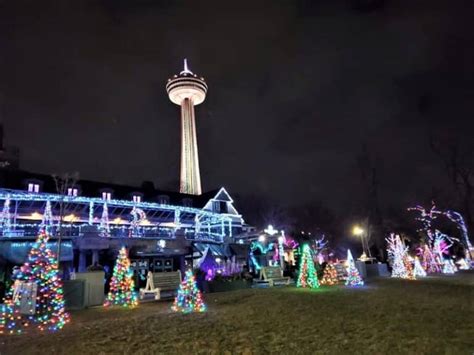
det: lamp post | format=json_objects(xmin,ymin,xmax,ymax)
[{"xmin": 353, "ymin": 225, "xmax": 370, "ymax": 261}]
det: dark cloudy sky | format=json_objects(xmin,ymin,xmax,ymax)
[{"xmin": 0, "ymin": 0, "xmax": 473, "ymax": 212}]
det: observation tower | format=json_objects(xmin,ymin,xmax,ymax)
[{"xmin": 166, "ymin": 59, "xmax": 208, "ymax": 195}]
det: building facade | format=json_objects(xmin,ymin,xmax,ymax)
[{"xmin": 0, "ymin": 169, "xmax": 247, "ymax": 288}]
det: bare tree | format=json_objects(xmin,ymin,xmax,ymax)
[
  {"xmin": 356, "ymin": 143, "xmax": 383, "ymax": 255},
  {"xmin": 429, "ymin": 133, "xmax": 474, "ymax": 234},
  {"xmin": 52, "ymin": 172, "xmax": 79, "ymax": 263}
]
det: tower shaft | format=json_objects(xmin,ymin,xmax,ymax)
[{"xmin": 180, "ymin": 98, "xmax": 202, "ymax": 195}]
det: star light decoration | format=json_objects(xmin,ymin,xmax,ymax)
[{"xmin": 0, "ymin": 232, "xmax": 70, "ymax": 334}]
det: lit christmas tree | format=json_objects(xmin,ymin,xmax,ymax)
[
  {"xmin": 0, "ymin": 232, "xmax": 69, "ymax": 334},
  {"xmin": 172, "ymin": 270, "xmax": 206, "ymax": 313},
  {"xmin": 99, "ymin": 202, "xmax": 110, "ymax": 237},
  {"xmin": 40, "ymin": 200, "xmax": 54, "ymax": 234},
  {"xmin": 0, "ymin": 196, "xmax": 12, "ymax": 236},
  {"xmin": 386, "ymin": 234, "xmax": 412, "ymax": 279},
  {"xmin": 413, "ymin": 257, "xmax": 427, "ymax": 277},
  {"xmin": 442, "ymin": 259, "xmax": 457, "ymax": 274},
  {"xmin": 320, "ymin": 262, "xmax": 338, "ymax": 285},
  {"xmin": 345, "ymin": 250, "xmax": 364, "ymax": 286},
  {"xmin": 296, "ymin": 244, "xmax": 319, "ymax": 289},
  {"xmin": 104, "ymin": 247, "xmax": 138, "ymax": 308}
]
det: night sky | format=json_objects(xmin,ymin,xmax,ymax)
[{"xmin": 1, "ymin": 1, "xmax": 473, "ymax": 217}]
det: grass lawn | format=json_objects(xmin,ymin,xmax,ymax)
[{"xmin": 1, "ymin": 272, "xmax": 473, "ymax": 354}]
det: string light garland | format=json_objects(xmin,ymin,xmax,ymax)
[
  {"xmin": 296, "ymin": 244, "xmax": 319, "ymax": 289},
  {"xmin": 320, "ymin": 262, "xmax": 338, "ymax": 285},
  {"xmin": 345, "ymin": 250, "xmax": 364, "ymax": 286},
  {"xmin": 0, "ymin": 232, "xmax": 69, "ymax": 334},
  {"xmin": 103, "ymin": 247, "xmax": 138, "ymax": 308},
  {"xmin": 172, "ymin": 270, "xmax": 206, "ymax": 313}
]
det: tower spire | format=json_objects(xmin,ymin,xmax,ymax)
[{"xmin": 180, "ymin": 58, "xmax": 193, "ymax": 75}]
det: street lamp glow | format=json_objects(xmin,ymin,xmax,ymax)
[
  {"xmin": 264, "ymin": 225, "xmax": 278, "ymax": 236},
  {"xmin": 353, "ymin": 225, "xmax": 364, "ymax": 236},
  {"xmin": 258, "ymin": 235, "xmax": 266, "ymax": 242}
]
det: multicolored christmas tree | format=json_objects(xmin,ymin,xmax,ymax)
[
  {"xmin": 296, "ymin": 244, "xmax": 319, "ymax": 289},
  {"xmin": 345, "ymin": 250, "xmax": 364, "ymax": 286},
  {"xmin": 0, "ymin": 232, "xmax": 69, "ymax": 334},
  {"xmin": 172, "ymin": 270, "xmax": 206, "ymax": 313},
  {"xmin": 320, "ymin": 262, "xmax": 338, "ymax": 285},
  {"xmin": 413, "ymin": 257, "xmax": 427, "ymax": 277},
  {"xmin": 104, "ymin": 247, "xmax": 138, "ymax": 308}
]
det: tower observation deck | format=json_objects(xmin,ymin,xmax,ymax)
[{"xmin": 166, "ymin": 59, "xmax": 208, "ymax": 195}]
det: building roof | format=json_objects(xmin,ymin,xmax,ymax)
[{"xmin": 0, "ymin": 168, "xmax": 222, "ymax": 209}]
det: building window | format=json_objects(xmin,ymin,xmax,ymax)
[
  {"xmin": 182, "ymin": 198, "xmax": 193, "ymax": 207},
  {"xmin": 132, "ymin": 195, "xmax": 141, "ymax": 203},
  {"xmin": 28, "ymin": 183, "xmax": 40, "ymax": 193},
  {"xmin": 67, "ymin": 188, "xmax": 78, "ymax": 197},
  {"xmin": 212, "ymin": 201, "xmax": 220, "ymax": 212},
  {"xmin": 102, "ymin": 192, "xmax": 112, "ymax": 201},
  {"xmin": 158, "ymin": 195, "xmax": 169, "ymax": 205}
]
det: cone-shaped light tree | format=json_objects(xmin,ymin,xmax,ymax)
[
  {"xmin": 296, "ymin": 244, "xmax": 319, "ymax": 289},
  {"xmin": 104, "ymin": 247, "xmax": 138, "ymax": 308},
  {"xmin": 320, "ymin": 262, "xmax": 338, "ymax": 286},
  {"xmin": 413, "ymin": 257, "xmax": 427, "ymax": 277},
  {"xmin": 172, "ymin": 270, "xmax": 206, "ymax": 313},
  {"xmin": 345, "ymin": 250, "xmax": 364, "ymax": 286},
  {"xmin": 442, "ymin": 259, "xmax": 457, "ymax": 274},
  {"xmin": 0, "ymin": 232, "xmax": 69, "ymax": 334}
]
